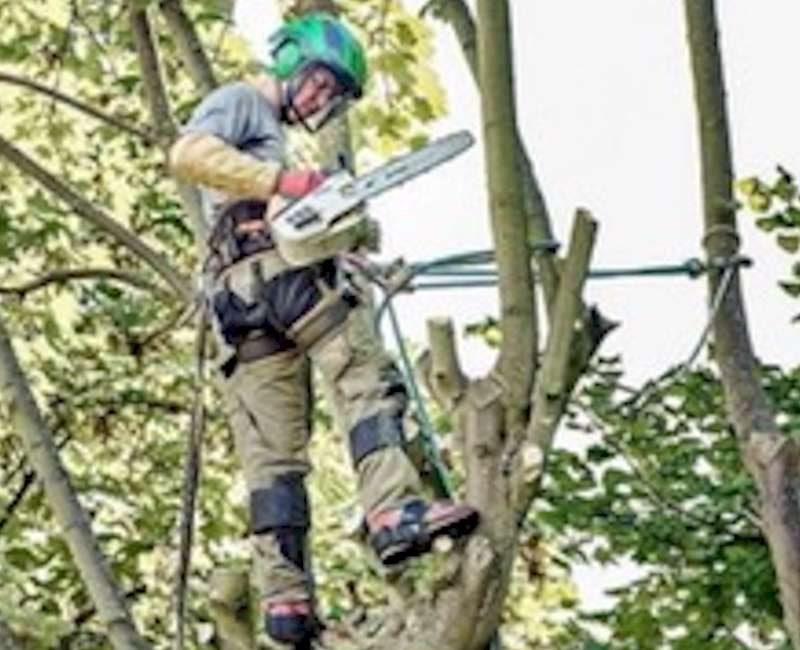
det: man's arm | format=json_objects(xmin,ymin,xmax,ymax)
[
  {"xmin": 169, "ymin": 132, "xmax": 281, "ymax": 201},
  {"xmin": 169, "ymin": 83, "xmax": 325, "ymax": 203}
]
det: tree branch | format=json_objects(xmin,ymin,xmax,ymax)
[
  {"xmin": 0, "ymin": 469, "xmax": 36, "ymax": 534},
  {"xmin": 477, "ymin": 0, "xmax": 536, "ymax": 439},
  {"xmin": 684, "ymin": 2, "xmax": 800, "ymax": 645},
  {"xmin": 157, "ymin": 0, "xmax": 217, "ymax": 95},
  {"xmin": 0, "ymin": 317, "xmax": 151, "ymax": 650},
  {"xmin": 0, "ymin": 72, "xmax": 156, "ymax": 144},
  {"xmin": 128, "ymin": 3, "xmax": 207, "ymax": 241},
  {"xmin": 421, "ymin": 316, "xmax": 467, "ymax": 412},
  {"xmin": 174, "ymin": 308, "xmax": 208, "ymax": 650},
  {"xmin": 0, "ymin": 268, "xmax": 168, "ymax": 299},
  {"xmin": 127, "ymin": 6, "xmax": 176, "ymax": 143},
  {"xmin": 0, "ymin": 135, "xmax": 191, "ymax": 301},
  {"xmin": 428, "ymin": 0, "xmax": 558, "ymax": 306}
]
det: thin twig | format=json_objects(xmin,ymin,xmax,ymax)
[
  {"xmin": 174, "ymin": 306, "xmax": 208, "ymax": 650},
  {"xmin": 0, "ymin": 470, "xmax": 36, "ymax": 534}
]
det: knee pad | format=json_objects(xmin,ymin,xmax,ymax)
[
  {"xmin": 349, "ymin": 410, "xmax": 406, "ymax": 466},
  {"xmin": 250, "ymin": 473, "xmax": 310, "ymax": 570}
]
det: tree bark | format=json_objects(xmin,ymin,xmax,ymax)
[
  {"xmin": 158, "ymin": 0, "xmax": 218, "ymax": 95},
  {"xmin": 477, "ymin": 0, "xmax": 536, "ymax": 443},
  {"xmin": 0, "ymin": 319, "xmax": 152, "ymax": 650},
  {"xmin": 129, "ymin": 2, "xmax": 207, "ymax": 243},
  {"xmin": 684, "ymin": 2, "xmax": 800, "ymax": 647}
]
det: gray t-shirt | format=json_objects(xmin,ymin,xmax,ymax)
[{"xmin": 182, "ymin": 81, "xmax": 286, "ymax": 224}]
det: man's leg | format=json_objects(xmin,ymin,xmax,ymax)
[
  {"xmin": 220, "ymin": 349, "xmax": 317, "ymax": 645},
  {"xmin": 310, "ymin": 302, "xmax": 479, "ymax": 565}
]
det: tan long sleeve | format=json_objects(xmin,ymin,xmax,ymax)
[{"xmin": 168, "ymin": 133, "xmax": 282, "ymax": 200}]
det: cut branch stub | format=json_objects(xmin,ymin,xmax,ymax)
[{"xmin": 424, "ymin": 316, "xmax": 467, "ymax": 411}]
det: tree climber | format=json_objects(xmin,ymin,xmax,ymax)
[{"xmin": 169, "ymin": 12, "xmax": 479, "ymax": 648}]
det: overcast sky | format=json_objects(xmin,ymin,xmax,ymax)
[{"xmin": 235, "ymin": 0, "xmax": 800, "ymax": 606}]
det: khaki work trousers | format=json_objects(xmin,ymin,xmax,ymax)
[{"xmin": 213, "ymin": 251, "xmax": 423, "ymax": 605}]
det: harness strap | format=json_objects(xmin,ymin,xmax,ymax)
[
  {"xmin": 220, "ymin": 334, "xmax": 295, "ymax": 378},
  {"xmin": 288, "ymin": 284, "xmax": 360, "ymax": 350}
]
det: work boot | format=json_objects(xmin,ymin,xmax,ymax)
[
  {"xmin": 264, "ymin": 598, "xmax": 317, "ymax": 647},
  {"xmin": 366, "ymin": 499, "xmax": 480, "ymax": 566}
]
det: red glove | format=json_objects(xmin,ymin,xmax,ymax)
[{"xmin": 276, "ymin": 169, "xmax": 326, "ymax": 199}]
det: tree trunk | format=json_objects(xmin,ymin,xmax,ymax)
[
  {"xmin": 477, "ymin": 0, "xmax": 537, "ymax": 447},
  {"xmin": 683, "ymin": 2, "xmax": 800, "ymax": 646},
  {"xmin": 0, "ymin": 319, "xmax": 152, "ymax": 650}
]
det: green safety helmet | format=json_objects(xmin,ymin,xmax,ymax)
[{"xmin": 267, "ymin": 13, "xmax": 367, "ymax": 131}]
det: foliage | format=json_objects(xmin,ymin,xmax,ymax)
[
  {"xmin": 736, "ymin": 167, "xmax": 800, "ymax": 314},
  {"xmin": 535, "ymin": 356, "xmax": 795, "ymax": 650}
]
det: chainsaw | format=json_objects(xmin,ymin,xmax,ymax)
[{"xmin": 271, "ymin": 130, "xmax": 475, "ymax": 266}]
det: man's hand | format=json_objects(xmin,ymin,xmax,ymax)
[{"xmin": 276, "ymin": 169, "xmax": 326, "ymax": 199}]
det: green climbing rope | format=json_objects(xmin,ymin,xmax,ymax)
[{"xmin": 354, "ymin": 249, "xmax": 749, "ymax": 501}]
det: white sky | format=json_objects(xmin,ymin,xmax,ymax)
[{"xmin": 235, "ymin": 0, "xmax": 800, "ymax": 608}]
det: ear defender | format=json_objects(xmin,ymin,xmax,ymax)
[{"xmin": 270, "ymin": 38, "xmax": 304, "ymax": 80}]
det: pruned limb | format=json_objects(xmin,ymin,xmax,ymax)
[
  {"xmin": 209, "ymin": 569, "xmax": 254, "ymax": 650},
  {"xmin": 158, "ymin": 0, "xmax": 217, "ymax": 95},
  {"xmin": 0, "ymin": 136, "xmax": 191, "ymax": 301},
  {"xmin": 0, "ymin": 72, "xmax": 156, "ymax": 144},
  {"xmin": 0, "ymin": 317, "xmax": 151, "ymax": 650},
  {"xmin": 0, "ymin": 268, "xmax": 169, "ymax": 299},
  {"xmin": 423, "ymin": 316, "xmax": 467, "ymax": 411},
  {"xmin": 512, "ymin": 209, "xmax": 597, "ymax": 517}
]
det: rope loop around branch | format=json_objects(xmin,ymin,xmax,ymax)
[{"xmin": 702, "ymin": 223, "xmax": 741, "ymax": 256}]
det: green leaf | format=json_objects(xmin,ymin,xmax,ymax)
[
  {"xmin": 755, "ymin": 215, "xmax": 782, "ymax": 232},
  {"xmin": 779, "ymin": 281, "xmax": 800, "ymax": 297},
  {"xmin": 777, "ymin": 235, "xmax": 800, "ymax": 253}
]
